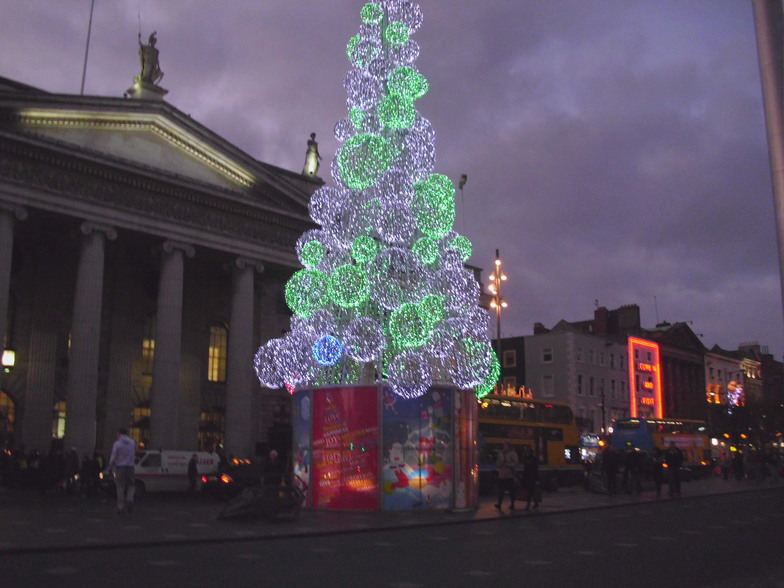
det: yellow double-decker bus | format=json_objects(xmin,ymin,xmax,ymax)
[{"xmin": 477, "ymin": 394, "xmax": 582, "ymax": 492}]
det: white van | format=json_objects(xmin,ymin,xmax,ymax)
[{"xmin": 131, "ymin": 450, "xmax": 220, "ymax": 496}]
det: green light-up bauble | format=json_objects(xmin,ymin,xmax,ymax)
[
  {"xmin": 361, "ymin": 3, "xmax": 383, "ymax": 24},
  {"xmin": 329, "ymin": 264, "xmax": 370, "ymax": 308},
  {"xmin": 300, "ymin": 240, "xmax": 325, "ymax": 268},
  {"xmin": 389, "ymin": 303, "xmax": 428, "ymax": 348},
  {"xmin": 352, "ymin": 235, "xmax": 379, "ymax": 263},
  {"xmin": 285, "ymin": 269, "xmax": 330, "ymax": 318},
  {"xmin": 412, "ymin": 236, "xmax": 438, "ymax": 264},
  {"xmin": 448, "ymin": 235, "xmax": 472, "ymax": 262},
  {"xmin": 337, "ymin": 134, "xmax": 397, "ymax": 190},
  {"xmin": 385, "ymin": 22, "xmax": 410, "ymax": 46},
  {"xmin": 346, "ymin": 35, "xmax": 360, "ymax": 60},
  {"xmin": 387, "ymin": 67, "xmax": 428, "ymax": 100},
  {"xmin": 418, "ymin": 294, "xmax": 446, "ymax": 331},
  {"xmin": 349, "ymin": 107, "xmax": 366, "ymax": 130},
  {"xmin": 475, "ymin": 352, "xmax": 501, "ymax": 399},
  {"xmin": 377, "ymin": 93, "xmax": 416, "ymax": 130},
  {"xmin": 412, "ymin": 174, "xmax": 455, "ymax": 238}
]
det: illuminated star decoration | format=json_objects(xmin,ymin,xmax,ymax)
[{"xmin": 253, "ymin": 1, "xmax": 499, "ymax": 399}]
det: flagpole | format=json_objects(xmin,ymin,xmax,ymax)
[{"xmin": 80, "ymin": 0, "xmax": 96, "ymax": 95}]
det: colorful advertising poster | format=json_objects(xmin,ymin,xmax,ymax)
[
  {"xmin": 311, "ymin": 386, "xmax": 379, "ymax": 510},
  {"xmin": 381, "ymin": 387, "xmax": 454, "ymax": 510},
  {"xmin": 292, "ymin": 391, "xmax": 312, "ymax": 508},
  {"xmin": 454, "ymin": 389, "xmax": 479, "ymax": 509}
]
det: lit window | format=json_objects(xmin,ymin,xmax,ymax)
[
  {"xmin": 142, "ymin": 315, "xmax": 155, "ymax": 375},
  {"xmin": 52, "ymin": 401, "xmax": 66, "ymax": 439},
  {"xmin": 208, "ymin": 324, "xmax": 228, "ymax": 383}
]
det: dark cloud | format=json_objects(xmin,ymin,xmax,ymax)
[{"xmin": 1, "ymin": 0, "xmax": 780, "ymax": 357}]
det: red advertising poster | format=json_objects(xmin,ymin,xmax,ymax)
[{"xmin": 311, "ymin": 386, "xmax": 379, "ymax": 510}]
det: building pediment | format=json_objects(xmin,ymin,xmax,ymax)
[
  {"xmin": 13, "ymin": 106, "xmax": 259, "ymax": 192},
  {"xmin": 0, "ymin": 88, "xmax": 319, "ymax": 213}
]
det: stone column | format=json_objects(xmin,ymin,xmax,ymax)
[
  {"xmin": 224, "ymin": 257, "xmax": 264, "ymax": 457},
  {"xmin": 150, "ymin": 241, "xmax": 194, "ymax": 449},
  {"xmin": 64, "ymin": 222, "xmax": 117, "ymax": 458},
  {"xmin": 0, "ymin": 205, "xmax": 27, "ymax": 390}
]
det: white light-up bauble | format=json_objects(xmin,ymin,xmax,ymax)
[
  {"xmin": 446, "ymin": 337, "xmax": 495, "ymax": 389},
  {"xmin": 368, "ymin": 247, "xmax": 427, "ymax": 310},
  {"xmin": 358, "ymin": 22, "xmax": 381, "ymax": 43},
  {"xmin": 370, "ymin": 168, "xmax": 414, "ymax": 206},
  {"xmin": 309, "ymin": 186, "xmax": 349, "ymax": 229},
  {"xmin": 425, "ymin": 326, "xmax": 455, "ymax": 358},
  {"xmin": 400, "ymin": 115, "xmax": 436, "ymax": 183},
  {"xmin": 334, "ymin": 117, "xmax": 356, "ymax": 142},
  {"xmin": 276, "ymin": 331, "xmax": 317, "ymax": 387},
  {"xmin": 296, "ymin": 309, "xmax": 338, "ymax": 339},
  {"xmin": 343, "ymin": 316, "xmax": 385, "ymax": 362},
  {"xmin": 388, "ymin": 39, "xmax": 420, "ymax": 66},
  {"xmin": 374, "ymin": 204, "xmax": 417, "ymax": 246},
  {"xmin": 254, "ymin": 339, "xmax": 286, "ymax": 389},
  {"xmin": 463, "ymin": 306, "xmax": 491, "ymax": 335},
  {"xmin": 344, "ymin": 69, "xmax": 382, "ymax": 110},
  {"xmin": 386, "ymin": 1, "xmax": 424, "ymax": 33},
  {"xmin": 388, "ymin": 349, "xmax": 431, "ymax": 399},
  {"xmin": 434, "ymin": 267, "xmax": 480, "ymax": 311}
]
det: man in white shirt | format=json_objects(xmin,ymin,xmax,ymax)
[{"xmin": 109, "ymin": 428, "xmax": 137, "ymax": 514}]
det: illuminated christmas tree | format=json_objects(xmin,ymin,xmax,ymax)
[{"xmin": 254, "ymin": 0, "xmax": 499, "ymax": 399}]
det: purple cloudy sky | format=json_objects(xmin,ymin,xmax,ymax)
[{"xmin": 2, "ymin": 1, "xmax": 782, "ymax": 358}]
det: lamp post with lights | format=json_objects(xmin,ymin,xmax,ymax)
[{"xmin": 488, "ymin": 249, "xmax": 507, "ymax": 364}]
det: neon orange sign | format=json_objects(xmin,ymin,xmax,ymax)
[{"xmin": 627, "ymin": 337, "xmax": 664, "ymax": 419}]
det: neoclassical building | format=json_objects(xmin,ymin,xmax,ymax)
[{"xmin": 0, "ymin": 74, "xmax": 320, "ymax": 460}]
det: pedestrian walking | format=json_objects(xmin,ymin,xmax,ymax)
[
  {"xmin": 651, "ymin": 447, "xmax": 664, "ymax": 497},
  {"xmin": 602, "ymin": 445, "xmax": 620, "ymax": 496},
  {"xmin": 188, "ymin": 453, "xmax": 199, "ymax": 492},
  {"xmin": 109, "ymin": 428, "xmax": 136, "ymax": 514},
  {"xmin": 664, "ymin": 441, "xmax": 684, "ymax": 497},
  {"xmin": 521, "ymin": 446, "xmax": 540, "ymax": 510},
  {"xmin": 494, "ymin": 442, "xmax": 518, "ymax": 510}
]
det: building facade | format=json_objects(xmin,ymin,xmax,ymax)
[
  {"xmin": 0, "ymin": 76, "xmax": 319, "ymax": 460},
  {"xmin": 523, "ymin": 320, "xmax": 630, "ymax": 434}
]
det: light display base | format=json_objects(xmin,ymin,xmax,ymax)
[{"xmin": 292, "ymin": 385, "xmax": 478, "ymax": 511}]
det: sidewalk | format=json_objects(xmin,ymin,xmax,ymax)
[{"xmin": 0, "ymin": 476, "xmax": 775, "ymax": 555}]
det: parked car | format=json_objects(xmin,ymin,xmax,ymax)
[{"xmin": 201, "ymin": 463, "xmax": 262, "ymax": 501}]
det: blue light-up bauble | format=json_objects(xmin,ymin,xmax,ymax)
[{"xmin": 313, "ymin": 335, "xmax": 343, "ymax": 366}]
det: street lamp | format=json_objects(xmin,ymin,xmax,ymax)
[
  {"xmin": 487, "ymin": 248, "xmax": 508, "ymax": 363},
  {"xmin": 2, "ymin": 348, "xmax": 15, "ymax": 373}
]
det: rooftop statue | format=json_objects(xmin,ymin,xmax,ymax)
[
  {"xmin": 302, "ymin": 132, "xmax": 322, "ymax": 177},
  {"xmin": 138, "ymin": 31, "xmax": 164, "ymax": 85}
]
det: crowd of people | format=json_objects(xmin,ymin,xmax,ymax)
[
  {"xmin": 0, "ymin": 441, "xmax": 105, "ymax": 497},
  {"xmin": 587, "ymin": 442, "xmax": 783, "ymax": 497}
]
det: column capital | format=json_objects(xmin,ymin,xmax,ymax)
[
  {"xmin": 162, "ymin": 240, "xmax": 195, "ymax": 258},
  {"xmin": 234, "ymin": 257, "xmax": 265, "ymax": 274},
  {"xmin": 80, "ymin": 221, "xmax": 118, "ymax": 241},
  {"xmin": 0, "ymin": 204, "xmax": 28, "ymax": 221}
]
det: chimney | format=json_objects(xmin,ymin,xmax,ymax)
[
  {"xmin": 533, "ymin": 322, "xmax": 549, "ymax": 334},
  {"xmin": 594, "ymin": 306, "xmax": 609, "ymax": 336}
]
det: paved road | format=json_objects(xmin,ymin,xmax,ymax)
[{"xmin": 2, "ymin": 487, "xmax": 783, "ymax": 587}]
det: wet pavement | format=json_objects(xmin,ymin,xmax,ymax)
[{"xmin": 0, "ymin": 476, "xmax": 776, "ymax": 555}]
